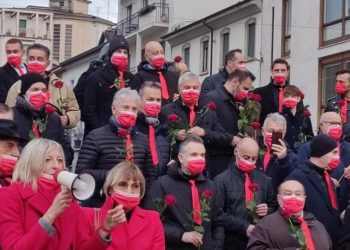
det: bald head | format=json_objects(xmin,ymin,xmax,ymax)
[
  {"xmin": 320, "ymin": 112, "xmax": 341, "ymax": 124},
  {"xmin": 278, "ymin": 180, "xmax": 305, "ymax": 195},
  {"xmin": 319, "ymin": 111, "xmax": 342, "ymax": 135},
  {"xmin": 144, "ymin": 41, "xmax": 165, "ymax": 68},
  {"xmin": 235, "ymin": 137, "xmax": 259, "ymax": 162},
  {"xmin": 145, "ymin": 41, "xmax": 164, "ymax": 55}
]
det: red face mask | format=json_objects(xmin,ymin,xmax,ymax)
[
  {"xmin": 181, "ymin": 90, "xmax": 200, "ymax": 107},
  {"xmin": 236, "ymin": 155, "xmax": 256, "ymax": 173},
  {"xmin": 273, "ymin": 74, "xmax": 286, "ymax": 85},
  {"xmin": 0, "ymin": 155, "xmax": 18, "ymax": 177},
  {"xmin": 187, "ymin": 158, "xmax": 206, "ymax": 175},
  {"xmin": 283, "ymin": 98, "xmax": 298, "ymax": 108},
  {"xmin": 150, "ymin": 56, "xmax": 165, "ymax": 69},
  {"xmin": 264, "ymin": 134, "xmax": 273, "ymax": 148},
  {"xmin": 27, "ymin": 91, "xmax": 50, "ymax": 110},
  {"xmin": 112, "ymin": 190, "xmax": 140, "ymax": 211},
  {"xmin": 327, "ymin": 126, "xmax": 342, "ymax": 141},
  {"xmin": 327, "ymin": 156, "xmax": 340, "ymax": 170},
  {"xmin": 117, "ymin": 112, "xmax": 137, "ymax": 128},
  {"xmin": 335, "ymin": 82, "xmax": 347, "ymax": 95},
  {"xmin": 235, "ymin": 90, "xmax": 248, "ymax": 101},
  {"xmin": 281, "ymin": 196, "xmax": 304, "ymax": 216},
  {"xmin": 111, "ymin": 54, "xmax": 128, "ymax": 72},
  {"xmin": 7, "ymin": 54, "xmax": 21, "ymax": 67},
  {"xmin": 143, "ymin": 102, "xmax": 161, "ymax": 117},
  {"xmin": 37, "ymin": 173, "xmax": 60, "ymax": 190},
  {"xmin": 27, "ymin": 61, "xmax": 46, "ymax": 74}
]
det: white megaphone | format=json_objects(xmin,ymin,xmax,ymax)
[{"xmin": 54, "ymin": 171, "xmax": 96, "ymax": 201}]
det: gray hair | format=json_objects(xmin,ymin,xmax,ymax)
[
  {"xmin": 178, "ymin": 71, "xmax": 200, "ymax": 87},
  {"xmin": 178, "ymin": 135, "xmax": 204, "ymax": 154},
  {"xmin": 263, "ymin": 113, "xmax": 287, "ymax": 130},
  {"xmin": 112, "ymin": 88, "xmax": 141, "ymax": 107}
]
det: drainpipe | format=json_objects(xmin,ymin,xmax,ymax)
[
  {"xmin": 203, "ymin": 21, "xmax": 213, "ymax": 75},
  {"xmin": 271, "ymin": 6, "xmax": 275, "ymax": 64}
]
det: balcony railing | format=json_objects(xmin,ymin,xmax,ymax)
[{"xmin": 115, "ymin": 2, "xmax": 169, "ymax": 36}]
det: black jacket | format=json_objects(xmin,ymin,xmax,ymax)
[
  {"xmin": 135, "ymin": 61, "xmax": 179, "ymax": 104},
  {"xmin": 144, "ymin": 162, "xmax": 224, "ymax": 250},
  {"xmin": 199, "ymin": 68, "xmax": 229, "ymax": 100},
  {"xmin": 214, "ymin": 163, "xmax": 277, "ymax": 250},
  {"xmin": 76, "ymin": 117, "xmax": 157, "ymax": 207},
  {"xmin": 83, "ymin": 62, "xmax": 139, "ymax": 134},
  {"xmin": 286, "ymin": 161, "xmax": 342, "ymax": 243},
  {"xmin": 12, "ymin": 97, "xmax": 73, "ymax": 166},
  {"xmin": 0, "ymin": 63, "xmax": 23, "ymax": 103},
  {"xmin": 135, "ymin": 112, "xmax": 170, "ymax": 176}
]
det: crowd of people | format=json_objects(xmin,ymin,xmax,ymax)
[{"xmin": 0, "ymin": 34, "xmax": 350, "ymax": 249}]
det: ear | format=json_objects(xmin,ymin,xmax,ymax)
[
  {"xmin": 111, "ymin": 104, "xmax": 117, "ymax": 114},
  {"xmin": 178, "ymin": 153, "xmax": 184, "ymax": 164},
  {"xmin": 46, "ymin": 59, "xmax": 50, "ymax": 68},
  {"xmin": 296, "ymin": 96, "xmax": 301, "ymax": 102}
]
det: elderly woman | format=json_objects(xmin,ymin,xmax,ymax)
[
  {"xmin": 76, "ymin": 161, "xmax": 165, "ymax": 250},
  {"xmin": 76, "ymin": 88, "xmax": 157, "ymax": 207},
  {"xmin": 0, "ymin": 138, "xmax": 80, "ymax": 249}
]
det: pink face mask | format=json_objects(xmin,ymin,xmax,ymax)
[
  {"xmin": 27, "ymin": 61, "xmax": 46, "ymax": 74},
  {"xmin": 143, "ymin": 102, "xmax": 161, "ymax": 117},
  {"xmin": 7, "ymin": 54, "xmax": 21, "ymax": 67},
  {"xmin": 150, "ymin": 56, "xmax": 165, "ymax": 69},
  {"xmin": 111, "ymin": 54, "xmax": 128, "ymax": 72},
  {"xmin": 327, "ymin": 156, "xmax": 340, "ymax": 170},
  {"xmin": 0, "ymin": 155, "xmax": 18, "ymax": 177},
  {"xmin": 273, "ymin": 74, "xmax": 286, "ymax": 85},
  {"xmin": 26, "ymin": 91, "xmax": 50, "ymax": 110},
  {"xmin": 283, "ymin": 98, "xmax": 298, "ymax": 109},
  {"xmin": 187, "ymin": 158, "xmax": 206, "ymax": 175},
  {"xmin": 327, "ymin": 126, "xmax": 342, "ymax": 141},
  {"xmin": 181, "ymin": 90, "xmax": 200, "ymax": 107},
  {"xmin": 37, "ymin": 173, "xmax": 60, "ymax": 190},
  {"xmin": 235, "ymin": 90, "xmax": 248, "ymax": 101},
  {"xmin": 236, "ymin": 154, "xmax": 256, "ymax": 173},
  {"xmin": 281, "ymin": 196, "xmax": 304, "ymax": 216},
  {"xmin": 264, "ymin": 134, "xmax": 273, "ymax": 148},
  {"xmin": 117, "ymin": 111, "xmax": 137, "ymax": 128},
  {"xmin": 335, "ymin": 82, "xmax": 347, "ymax": 95},
  {"xmin": 112, "ymin": 190, "xmax": 140, "ymax": 211}
]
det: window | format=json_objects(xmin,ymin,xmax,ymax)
[
  {"xmin": 143, "ymin": 0, "xmax": 148, "ymax": 7},
  {"xmin": 183, "ymin": 45, "xmax": 190, "ymax": 67},
  {"xmin": 321, "ymin": 0, "xmax": 350, "ymax": 45},
  {"xmin": 53, "ymin": 24, "xmax": 61, "ymax": 62},
  {"xmin": 127, "ymin": 5, "xmax": 132, "ymax": 27},
  {"xmin": 282, "ymin": 0, "xmax": 291, "ymax": 57},
  {"xmin": 247, "ymin": 22, "xmax": 255, "ymax": 58},
  {"xmin": 64, "ymin": 24, "xmax": 72, "ymax": 60},
  {"xmin": 59, "ymin": 1, "xmax": 64, "ymax": 7},
  {"xmin": 19, "ymin": 19, "xmax": 26, "ymax": 36},
  {"xmin": 221, "ymin": 31, "xmax": 230, "ymax": 66},
  {"xmin": 201, "ymin": 39, "xmax": 209, "ymax": 73}
]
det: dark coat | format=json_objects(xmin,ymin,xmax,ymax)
[
  {"xmin": 337, "ymin": 208, "xmax": 350, "ymax": 250},
  {"xmin": 12, "ymin": 97, "xmax": 73, "ymax": 166},
  {"xmin": 161, "ymin": 98, "xmax": 233, "ymax": 177},
  {"xmin": 247, "ymin": 211, "xmax": 332, "ymax": 250},
  {"xmin": 136, "ymin": 112, "xmax": 170, "ymax": 176},
  {"xmin": 281, "ymin": 107, "xmax": 314, "ymax": 152},
  {"xmin": 83, "ymin": 62, "xmax": 139, "ymax": 134},
  {"xmin": 76, "ymin": 117, "xmax": 157, "ymax": 208},
  {"xmin": 0, "ymin": 63, "xmax": 23, "ymax": 103},
  {"xmin": 214, "ymin": 163, "xmax": 277, "ymax": 250},
  {"xmin": 143, "ymin": 162, "xmax": 224, "ymax": 250},
  {"xmin": 286, "ymin": 161, "xmax": 342, "ymax": 243},
  {"xmin": 135, "ymin": 61, "xmax": 179, "ymax": 104},
  {"xmin": 199, "ymin": 68, "xmax": 229, "ymax": 100}
]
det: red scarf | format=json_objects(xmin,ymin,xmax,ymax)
[
  {"xmin": 244, "ymin": 173, "xmax": 253, "ymax": 205},
  {"xmin": 263, "ymin": 149, "xmax": 271, "ymax": 171},
  {"xmin": 16, "ymin": 65, "xmax": 24, "ymax": 76},
  {"xmin": 323, "ymin": 170, "xmax": 338, "ymax": 209},
  {"xmin": 157, "ymin": 71, "xmax": 169, "ymax": 100},
  {"xmin": 341, "ymin": 98, "xmax": 348, "ymax": 123},
  {"xmin": 32, "ymin": 121, "xmax": 40, "ymax": 138},
  {"xmin": 189, "ymin": 180, "xmax": 202, "ymax": 225},
  {"xmin": 297, "ymin": 216, "xmax": 316, "ymax": 250},
  {"xmin": 189, "ymin": 106, "xmax": 196, "ymax": 127},
  {"xmin": 278, "ymin": 88, "xmax": 283, "ymax": 112},
  {"xmin": 148, "ymin": 125, "xmax": 159, "ymax": 165}
]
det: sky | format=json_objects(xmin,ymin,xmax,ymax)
[{"xmin": 0, "ymin": 0, "xmax": 119, "ymax": 23}]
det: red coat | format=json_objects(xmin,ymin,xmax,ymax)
[
  {"xmin": 76, "ymin": 197, "xmax": 165, "ymax": 250},
  {"xmin": 0, "ymin": 182, "xmax": 81, "ymax": 250}
]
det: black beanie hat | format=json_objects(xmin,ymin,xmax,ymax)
[
  {"xmin": 310, "ymin": 134, "xmax": 337, "ymax": 157},
  {"xmin": 108, "ymin": 35, "xmax": 129, "ymax": 57},
  {"xmin": 20, "ymin": 73, "xmax": 47, "ymax": 96}
]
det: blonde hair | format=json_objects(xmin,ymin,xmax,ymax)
[
  {"xmin": 12, "ymin": 138, "xmax": 66, "ymax": 191},
  {"xmin": 103, "ymin": 161, "xmax": 146, "ymax": 198}
]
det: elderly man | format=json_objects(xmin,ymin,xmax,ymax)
[
  {"xmin": 135, "ymin": 41, "xmax": 179, "ymax": 103},
  {"xmin": 161, "ymin": 71, "xmax": 234, "ymax": 177},
  {"xmin": 76, "ymin": 88, "xmax": 157, "ymax": 207},
  {"xmin": 144, "ymin": 136, "xmax": 224, "ymax": 250},
  {"xmin": 214, "ymin": 137, "xmax": 276, "ymax": 250},
  {"xmin": 200, "ymin": 49, "xmax": 246, "ymax": 99},
  {"xmin": 257, "ymin": 113, "xmax": 298, "ymax": 192},
  {"xmin": 247, "ymin": 180, "xmax": 332, "ymax": 250},
  {"xmin": 287, "ymin": 134, "xmax": 342, "ymax": 244}
]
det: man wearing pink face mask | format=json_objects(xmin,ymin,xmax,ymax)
[
  {"xmin": 287, "ymin": 134, "xmax": 342, "ymax": 244},
  {"xmin": 0, "ymin": 39, "xmax": 27, "ymax": 103},
  {"xmin": 253, "ymin": 58, "xmax": 291, "ymax": 124},
  {"xmin": 135, "ymin": 41, "xmax": 179, "ymax": 104},
  {"xmin": 145, "ymin": 136, "xmax": 224, "ymax": 250},
  {"xmin": 77, "ymin": 88, "xmax": 156, "ymax": 208},
  {"xmin": 247, "ymin": 180, "xmax": 332, "ymax": 250},
  {"xmin": 214, "ymin": 137, "xmax": 276, "ymax": 250}
]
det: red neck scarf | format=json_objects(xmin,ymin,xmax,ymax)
[
  {"xmin": 148, "ymin": 125, "xmax": 159, "ymax": 165},
  {"xmin": 297, "ymin": 216, "xmax": 316, "ymax": 250},
  {"xmin": 189, "ymin": 106, "xmax": 196, "ymax": 127},
  {"xmin": 341, "ymin": 98, "xmax": 348, "ymax": 123},
  {"xmin": 157, "ymin": 71, "xmax": 169, "ymax": 100},
  {"xmin": 323, "ymin": 170, "xmax": 338, "ymax": 209},
  {"xmin": 278, "ymin": 88, "xmax": 284, "ymax": 112},
  {"xmin": 32, "ymin": 121, "xmax": 40, "ymax": 138},
  {"xmin": 16, "ymin": 65, "xmax": 24, "ymax": 76},
  {"xmin": 244, "ymin": 173, "xmax": 253, "ymax": 205},
  {"xmin": 263, "ymin": 149, "xmax": 271, "ymax": 171},
  {"xmin": 189, "ymin": 180, "xmax": 202, "ymax": 225}
]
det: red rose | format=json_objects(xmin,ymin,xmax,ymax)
[
  {"xmin": 336, "ymin": 99, "xmax": 346, "ymax": 107},
  {"xmin": 202, "ymin": 189, "xmax": 213, "ymax": 199},
  {"xmin": 251, "ymin": 121, "xmax": 261, "ymax": 130},
  {"xmin": 249, "ymin": 183, "xmax": 260, "ymax": 192},
  {"xmin": 117, "ymin": 128, "xmax": 128, "ymax": 137},
  {"xmin": 164, "ymin": 194, "xmax": 176, "ymax": 206},
  {"xmin": 248, "ymin": 93, "xmax": 262, "ymax": 102},
  {"xmin": 303, "ymin": 109, "xmax": 311, "ymax": 117},
  {"xmin": 44, "ymin": 104, "xmax": 55, "ymax": 114},
  {"xmin": 207, "ymin": 102, "xmax": 217, "ymax": 110},
  {"xmin": 168, "ymin": 114, "xmax": 180, "ymax": 123},
  {"xmin": 54, "ymin": 80, "xmax": 64, "ymax": 89},
  {"xmin": 174, "ymin": 56, "xmax": 182, "ymax": 63}
]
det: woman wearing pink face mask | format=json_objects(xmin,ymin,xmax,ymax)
[
  {"xmin": 76, "ymin": 88, "xmax": 157, "ymax": 208},
  {"xmin": 76, "ymin": 161, "xmax": 165, "ymax": 250},
  {"xmin": 12, "ymin": 73, "xmax": 74, "ymax": 166},
  {"xmin": 281, "ymin": 85, "xmax": 314, "ymax": 152}
]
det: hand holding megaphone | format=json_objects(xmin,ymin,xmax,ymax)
[
  {"xmin": 54, "ymin": 171, "xmax": 96, "ymax": 201},
  {"xmin": 42, "ymin": 187, "xmax": 72, "ymax": 224}
]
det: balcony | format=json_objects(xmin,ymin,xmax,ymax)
[{"xmin": 115, "ymin": 2, "xmax": 169, "ymax": 37}]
